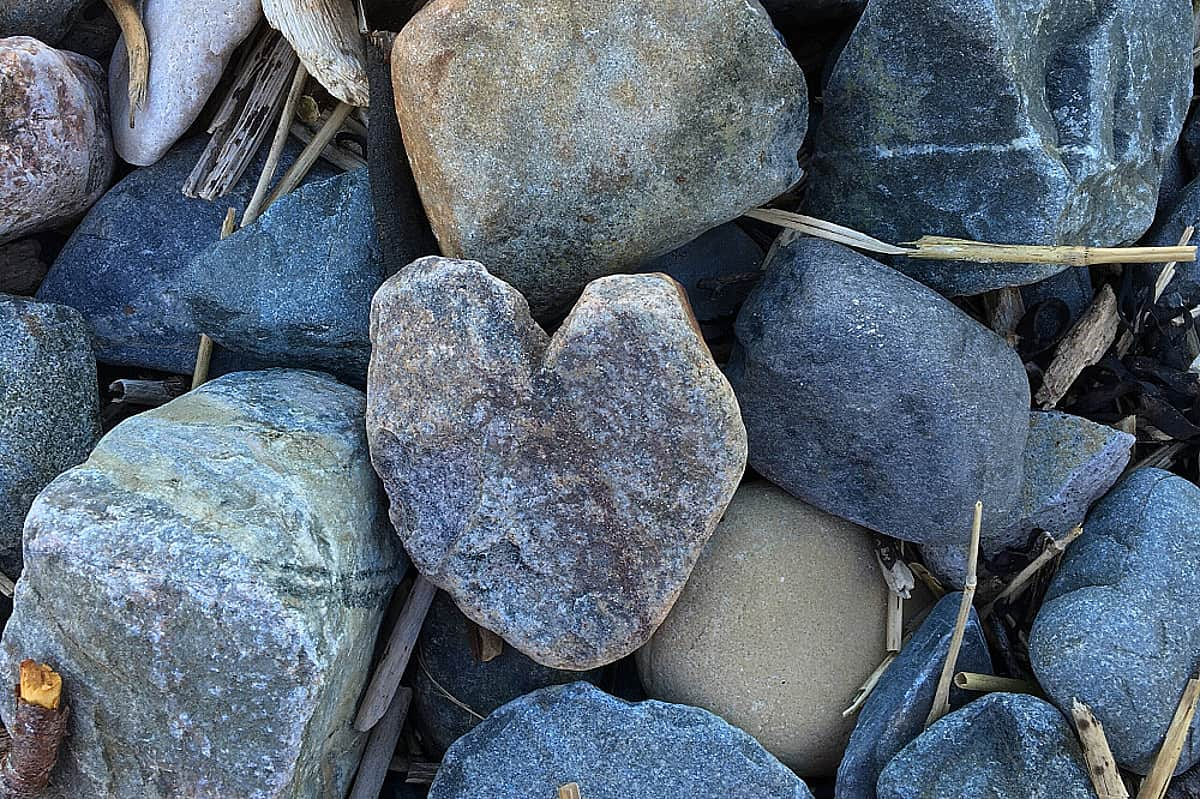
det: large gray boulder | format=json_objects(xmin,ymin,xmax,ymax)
[
  {"xmin": 807, "ymin": 0, "xmax": 1192, "ymax": 296},
  {"xmin": 1030, "ymin": 468, "xmax": 1200, "ymax": 775},
  {"xmin": 367, "ymin": 257, "xmax": 746, "ymax": 670},
  {"xmin": 0, "ymin": 369, "xmax": 404, "ymax": 798},
  {"xmin": 390, "ymin": 0, "xmax": 808, "ymax": 318}
]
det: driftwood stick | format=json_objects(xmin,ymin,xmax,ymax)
[
  {"xmin": 265, "ymin": 101, "xmax": 354, "ymax": 207},
  {"xmin": 354, "ymin": 574, "xmax": 437, "ymax": 732},
  {"xmin": 104, "ymin": 0, "xmax": 148, "ymax": 127},
  {"xmin": 0, "ymin": 661, "xmax": 68, "ymax": 797},
  {"xmin": 1153, "ymin": 226, "xmax": 1196, "ymax": 304},
  {"xmin": 1137, "ymin": 676, "xmax": 1200, "ymax": 799},
  {"xmin": 843, "ymin": 652, "xmax": 898, "ymax": 717},
  {"xmin": 1036, "ymin": 284, "xmax": 1120, "ymax": 408},
  {"xmin": 983, "ymin": 286, "xmax": 1025, "ymax": 347},
  {"xmin": 242, "ymin": 60, "xmax": 309, "ymax": 228},
  {"xmin": 287, "ymin": 122, "xmax": 366, "ymax": 171},
  {"xmin": 982, "ymin": 525, "xmax": 1084, "ymax": 619},
  {"xmin": 1072, "ymin": 699, "xmax": 1129, "ymax": 799},
  {"xmin": 348, "ymin": 687, "xmax": 412, "ymax": 799},
  {"xmin": 559, "ymin": 783, "xmax": 582, "ymax": 799},
  {"xmin": 109, "ymin": 377, "xmax": 188, "ymax": 406},
  {"xmin": 743, "ymin": 208, "xmax": 910, "ymax": 255},
  {"xmin": 925, "ymin": 501, "xmax": 982, "ymax": 728},
  {"xmin": 952, "ymin": 672, "xmax": 1039, "ymax": 694},
  {"xmin": 0, "ymin": 573, "xmax": 13, "ymax": 599}
]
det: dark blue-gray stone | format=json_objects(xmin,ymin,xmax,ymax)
[
  {"xmin": 1030, "ymin": 467, "xmax": 1200, "ymax": 775},
  {"xmin": 0, "ymin": 0, "xmax": 88, "ymax": 43},
  {"xmin": 1166, "ymin": 760, "xmax": 1200, "ymax": 799},
  {"xmin": 1144, "ymin": 176, "xmax": 1200, "ymax": 306},
  {"xmin": 429, "ymin": 682, "xmax": 814, "ymax": 799},
  {"xmin": 725, "ymin": 236, "xmax": 1029, "ymax": 549},
  {"xmin": 807, "ymin": 0, "xmax": 1192, "ymax": 296},
  {"xmin": 37, "ymin": 136, "xmax": 335, "ymax": 375},
  {"xmin": 836, "ymin": 593, "xmax": 993, "ymax": 799},
  {"xmin": 0, "ymin": 294, "xmax": 99, "ymax": 578},
  {"xmin": 178, "ymin": 169, "xmax": 382, "ymax": 386},
  {"xmin": 637, "ymin": 223, "xmax": 763, "ymax": 322},
  {"xmin": 1019, "ymin": 268, "xmax": 1093, "ymax": 345},
  {"xmin": 1158, "ymin": 143, "xmax": 1189, "ymax": 215},
  {"xmin": 876, "ymin": 693, "xmax": 1094, "ymax": 799},
  {"xmin": 413, "ymin": 591, "xmax": 602, "ymax": 755}
]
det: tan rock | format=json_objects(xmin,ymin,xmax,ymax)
[{"xmin": 636, "ymin": 481, "xmax": 888, "ymax": 777}]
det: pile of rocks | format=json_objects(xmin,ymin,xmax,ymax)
[{"xmin": 2, "ymin": 0, "xmax": 1200, "ymax": 797}]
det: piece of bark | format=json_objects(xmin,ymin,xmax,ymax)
[
  {"xmin": 348, "ymin": 686, "xmax": 412, "ymax": 799},
  {"xmin": 0, "ymin": 241, "xmax": 47, "ymax": 296},
  {"xmin": 983, "ymin": 286, "xmax": 1025, "ymax": 347},
  {"xmin": 354, "ymin": 574, "xmax": 437, "ymax": 731},
  {"xmin": 1035, "ymin": 284, "xmax": 1120, "ymax": 408},
  {"xmin": 262, "ymin": 0, "xmax": 369, "ymax": 106},
  {"xmin": 0, "ymin": 661, "xmax": 68, "ymax": 797},
  {"xmin": 1072, "ymin": 699, "xmax": 1129, "ymax": 799},
  {"xmin": 467, "ymin": 621, "xmax": 505, "ymax": 663}
]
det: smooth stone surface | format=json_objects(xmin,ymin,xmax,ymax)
[
  {"xmin": 0, "ymin": 295, "xmax": 99, "ymax": 578},
  {"xmin": 180, "ymin": 169, "xmax": 383, "ymax": 385},
  {"xmin": 38, "ymin": 136, "xmax": 335, "ymax": 375},
  {"xmin": 726, "ymin": 236, "xmax": 1030, "ymax": 549},
  {"xmin": 637, "ymin": 481, "xmax": 887, "ymax": 777},
  {"xmin": 413, "ymin": 592, "xmax": 602, "ymax": 755},
  {"xmin": 836, "ymin": 593, "xmax": 992, "ymax": 799},
  {"xmin": 876, "ymin": 693, "xmax": 1094, "ymax": 799},
  {"xmin": 808, "ymin": 0, "xmax": 1192, "ymax": 296},
  {"xmin": 1030, "ymin": 467, "xmax": 1200, "ymax": 775},
  {"xmin": 0, "ymin": 0, "xmax": 87, "ymax": 42},
  {"xmin": 367, "ymin": 257, "xmax": 746, "ymax": 670},
  {"xmin": 391, "ymin": 0, "xmax": 808, "ymax": 318},
  {"xmin": 430, "ymin": 682, "xmax": 815, "ymax": 799},
  {"xmin": 110, "ymin": 0, "xmax": 261, "ymax": 166},
  {"xmin": 1145, "ymin": 176, "xmax": 1200, "ymax": 305},
  {"xmin": 0, "ymin": 37, "xmax": 113, "ymax": 245},
  {"xmin": 636, "ymin": 223, "xmax": 763, "ymax": 322},
  {"xmin": 0, "ymin": 369, "xmax": 404, "ymax": 798}
]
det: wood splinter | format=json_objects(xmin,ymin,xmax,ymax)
[
  {"xmin": 1137, "ymin": 675, "xmax": 1200, "ymax": 799},
  {"xmin": 1072, "ymin": 699, "xmax": 1129, "ymax": 799},
  {"xmin": 354, "ymin": 574, "xmax": 437, "ymax": 732},
  {"xmin": 558, "ymin": 782, "xmax": 582, "ymax": 799},
  {"xmin": 925, "ymin": 501, "xmax": 982, "ymax": 728},
  {"xmin": 0, "ymin": 660, "xmax": 68, "ymax": 798},
  {"xmin": 104, "ymin": 0, "xmax": 149, "ymax": 127}
]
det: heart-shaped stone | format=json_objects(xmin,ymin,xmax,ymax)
[{"xmin": 366, "ymin": 257, "xmax": 747, "ymax": 670}]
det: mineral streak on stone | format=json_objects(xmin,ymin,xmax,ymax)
[
  {"xmin": 1030, "ymin": 468, "xmax": 1200, "ymax": 775},
  {"xmin": 0, "ymin": 369, "xmax": 405, "ymax": 799},
  {"xmin": 0, "ymin": 0, "xmax": 88, "ymax": 44},
  {"xmin": 429, "ymin": 682, "xmax": 816, "ymax": 799},
  {"xmin": 0, "ymin": 295, "xmax": 100, "ymax": 579},
  {"xmin": 0, "ymin": 37, "xmax": 113, "ymax": 245},
  {"xmin": 725, "ymin": 237, "xmax": 1030, "ymax": 549},
  {"xmin": 807, "ymin": 0, "xmax": 1193, "ymax": 296},
  {"xmin": 110, "ymin": 0, "xmax": 262, "ymax": 166},
  {"xmin": 876, "ymin": 693, "xmax": 1095, "ymax": 799},
  {"xmin": 390, "ymin": 0, "xmax": 809, "ymax": 318},
  {"xmin": 367, "ymin": 257, "xmax": 747, "ymax": 670}
]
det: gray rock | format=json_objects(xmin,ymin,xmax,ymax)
[
  {"xmin": 759, "ymin": 0, "xmax": 864, "ymax": 24},
  {"xmin": 725, "ymin": 236, "xmax": 1030, "ymax": 549},
  {"xmin": 637, "ymin": 223, "xmax": 763, "ymax": 322},
  {"xmin": 1158, "ymin": 143, "xmax": 1189, "ymax": 215},
  {"xmin": 1030, "ymin": 467, "xmax": 1200, "ymax": 774},
  {"xmin": 0, "ymin": 37, "xmax": 113, "ymax": 245},
  {"xmin": 37, "ymin": 136, "xmax": 335, "ymax": 375},
  {"xmin": 390, "ymin": 0, "xmax": 808, "ymax": 318},
  {"xmin": 1166, "ymin": 760, "xmax": 1200, "ymax": 799},
  {"xmin": 1145, "ymin": 176, "xmax": 1200, "ymax": 305},
  {"xmin": 0, "ymin": 369, "xmax": 404, "ymax": 798},
  {"xmin": 1019, "ymin": 268, "xmax": 1093, "ymax": 346},
  {"xmin": 807, "ymin": 0, "xmax": 1192, "ymax": 296},
  {"xmin": 413, "ymin": 592, "xmax": 603, "ymax": 755},
  {"xmin": 367, "ymin": 257, "xmax": 746, "ymax": 669},
  {"xmin": 876, "ymin": 693, "xmax": 1094, "ymax": 799},
  {"xmin": 0, "ymin": 0, "xmax": 87, "ymax": 43},
  {"xmin": 836, "ymin": 592, "xmax": 993, "ymax": 799},
  {"xmin": 429, "ymin": 682, "xmax": 815, "ymax": 799},
  {"xmin": 0, "ymin": 295, "xmax": 99, "ymax": 578},
  {"xmin": 180, "ymin": 169, "xmax": 383, "ymax": 385}
]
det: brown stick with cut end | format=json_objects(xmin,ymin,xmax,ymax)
[
  {"xmin": 1137, "ymin": 676, "xmax": 1200, "ymax": 799},
  {"xmin": 952, "ymin": 672, "xmax": 1039, "ymax": 695},
  {"xmin": 559, "ymin": 783, "xmax": 582, "ymax": 799},
  {"xmin": 191, "ymin": 209, "xmax": 238, "ymax": 389},
  {"xmin": 242, "ymin": 60, "xmax": 310, "ymax": 228},
  {"xmin": 354, "ymin": 574, "xmax": 437, "ymax": 732},
  {"xmin": 925, "ymin": 501, "xmax": 982, "ymax": 729},
  {"xmin": 109, "ymin": 377, "xmax": 188, "ymax": 407},
  {"xmin": 0, "ymin": 661, "xmax": 68, "ymax": 796},
  {"xmin": 1035, "ymin": 284, "xmax": 1120, "ymax": 409},
  {"xmin": 264, "ymin": 101, "xmax": 354, "ymax": 207},
  {"xmin": 1072, "ymin": 699, "xmax": 1129, "ymax": 799},
  {"xmin": 981, "ymin": 525, "xmax": 1084, "ymax": 619},
  {"xmin": 104, "ymin": 0, "xmax": 149, "ymax": 127},
  {"xmin": 348, "ymin": 687, "xmax": 412, "ymax": 799}
]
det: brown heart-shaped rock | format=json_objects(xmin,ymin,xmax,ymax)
[{"xmin": 366, "ymin": 257, "xmax": 746, "ymax": 669}]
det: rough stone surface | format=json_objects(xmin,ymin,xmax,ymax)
[
  {"xmin": 725, "ymin": 236, "xmax": 1030, "ymax": 549},
  {"xmin": 0, "ymin": 0, "xmax": 87, "ymax": 43},
  {"xmin": 0, "ymin": 369, "xmax": 404, "ymax": 798},
  {"xmin": 37, "ymin": 136, "xmax": 335, "ymax": 375},
  {"xmin": 759, "ymin": 0, "xmax": 864, "ymax": 24},
  {"xmin": 636, "ymin": 223, "xmax": 763, "ymax": 322},
  {"xmin": 0, "ymin": 295, "xmax": 99, "ymax": 578},
  {"xmin": 367, "ymin": 257, "xmax": 746, "ymax": 670},
  {"xmin": 636, "ymin": 481, "xmax": 886, "ymax": 776},
  {"xmin": 1030, "ymin": 467, "xmax": 1200, "ymax": 775},
  {"xmin": 0, "ymin": 37, "xmax": 113, "ymax": 245},
  {"xmin": 429, "ymin": 682, "xmax": 815, "ymax": 799},
  {"xmin": 413, "ymin": 591, "xmax": 603, "ymax": 755},
  {"xmin": 807, "ymin": 0, "xmax": 1192, "ymax": 296},
  {"xmin": 180, "ymin": 169, "xmax": 383, "ymax": 385},
  {"xmin": 1145, "ymin": 176, "xmax": 1200, "ymax": 306},
  {"xmin": 110, "ymin": 0, "xmax": 261, "ymax": 166},
  {"xmin": 835, "ymin": 592, "xmax": 992, "ymax": 799},
  {"xmin": 390, "ymin": 0, "xmax": 808, "ymax": 318},
  {"xmin": 876, "ymin": 693, "xmax": 1094, "ymax": 799}
]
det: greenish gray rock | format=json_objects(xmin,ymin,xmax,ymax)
[
  {"xmin": 1030, "ymin": 468, "xmax": 1200, "ymax": 775},
  {"xmin": 808, "ymin": 0, "xmax": 1192, "ymax": 296},
  {"xmin": 0, "ymin": 369, "xmax": 404, "ymax": 798},
  {"xmin": 390, "ymin": 0, "xmax": 808, "ymax": 318},
  {"xmin": 876, "ymin": 693, "xmax": 1094, "ymax": 799},
  {"xmin": 430, "ymin": 682, "xmax": 815, "ymax": 799},
  {"xmin": 0, "ymin": 295, "xmax": 99, "ymax": 578},
  {"xmin": 637, "ymin": 481, "xmax": 887, "ymax": 777},
  {"xmin": 367, "ymin": 257, "xmax": 746, "ymax": 670},
  {"xmin": 0, "ymin": 0, "xmax": 88, "ymax": 43}
]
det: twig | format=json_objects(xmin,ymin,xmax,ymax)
[
  {"xmin": 981, "ymin": 525, "xmax": 1084, "ymax": 619},
  {"xmin": 287, "ymin": 122, "xmax": 366, "ymax": 171},
  {"xmin": 1153, "ymin": 227, "xmax": 1196, "ymax": 304},
  {"xmin": 191, "ymin": 209, "xmax": 237, "ymax": 389},
  {"xmin": 0, "ymin": 661, "xmax": 68, "ymax": 797},
  {"xmin": 104, "ymin": 0, "xmax": 148, "ymax": 127},
  {"xmin": 348, "ymin": 687, "xmax": 412, "ymax": 799},
  {"xmin": 908, "ymin": 562, "xmax": 946, "ymax": 599},
  {"xmin": 886, "ymin": 593, "xmax": 903, "ymax": 654},
  {"xmin": 1137, "ymin": 675, "xmax": 1200, "ymax": 799},
  {"xmin": 1072, "ymin": 699, "xmax": 1129, "ymax": 799},
  {"xmin": 952, "ymin": 672, "xmax": 1039, "ymax": 694},
  {"xmin": 0, "ymin": 572, "xmax": 13, "ymax": 599},
  {"xmin": 1035, "ymin": 284, "xmax": 1120, "ymax": 408},
  {"xmin": 109, "ymin": 377, "xmax": 188, "ymax": 406},
  {"xmin": 842, "ymin": 652, "xmax": 898, "ymax": 717},
  {"xmin": 559, "ymin": 783, "xmax": 582, "ymax": 799},
  {"xmin": 743, "ymin": 208, "xmax": 910, "ymax": 255},
  {"xmin": 925, "ymin": 501, "xmax": 982, "ymax": 728},
  {"xmin": 354, "ymin": 574, "xmax": 437, "ymax": 732},
  {"xmin": 264, "ymin": 101, "xmax": 354, "ymax": 207},
  {"xmin": 242, "ymin": 61, "xmax": 309, "ymax": 228}
]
